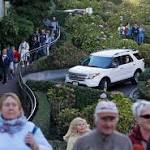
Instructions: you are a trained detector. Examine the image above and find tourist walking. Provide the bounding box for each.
[137,25,145,45]
[19,40,30,67]
[0,92,53,150]
[73,100,133,150]
[0,49,11,84]
[50,17,59,38]
[12,47,20,72]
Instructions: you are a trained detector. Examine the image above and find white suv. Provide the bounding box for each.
[65,49,145,90]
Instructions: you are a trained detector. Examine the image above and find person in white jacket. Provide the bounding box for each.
[0,92,53,150]
[19,40,30,67]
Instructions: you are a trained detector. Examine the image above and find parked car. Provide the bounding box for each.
[65,49,145,91]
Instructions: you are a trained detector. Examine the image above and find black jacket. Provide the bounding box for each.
[0,55,11,68]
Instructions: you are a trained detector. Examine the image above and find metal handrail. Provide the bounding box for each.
[17,29,60,120]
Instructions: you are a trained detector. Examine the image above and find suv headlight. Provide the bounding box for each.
[88,73,100,79]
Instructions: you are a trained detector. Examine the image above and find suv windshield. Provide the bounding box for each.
[81,55,112,69]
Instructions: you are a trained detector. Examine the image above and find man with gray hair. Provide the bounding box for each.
[73,100,133,150]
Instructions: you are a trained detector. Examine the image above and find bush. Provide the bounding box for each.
[56,91,133,137]
[139,44,150,67]
[27,80,133,139]
[0,13,33,47]
[110,92,134,133]
[26,80,56,92]
[27,42,87,72]
[56,108,81,139]
[49,140,66,150]
[138,68,150,99]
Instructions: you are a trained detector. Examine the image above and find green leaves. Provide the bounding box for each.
[138,68,150,99]
[0,14,33,47]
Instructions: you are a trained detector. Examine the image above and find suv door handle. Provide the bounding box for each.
[133,64,136,65]
[120,67,123,69]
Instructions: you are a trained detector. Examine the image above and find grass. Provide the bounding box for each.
[32,92,50,139]
[32,91,66,149]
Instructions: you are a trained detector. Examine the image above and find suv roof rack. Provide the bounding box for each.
[113,49,138,56]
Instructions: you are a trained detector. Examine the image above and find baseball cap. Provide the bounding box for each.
[95,101,118,114]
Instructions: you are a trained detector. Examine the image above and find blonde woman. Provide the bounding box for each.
[63,117,90,150]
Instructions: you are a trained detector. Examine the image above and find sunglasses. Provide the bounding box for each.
[140,114,150,119]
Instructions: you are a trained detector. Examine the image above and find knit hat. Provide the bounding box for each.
[95,101,118,114]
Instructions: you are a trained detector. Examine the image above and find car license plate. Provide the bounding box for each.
[72,81,78,86]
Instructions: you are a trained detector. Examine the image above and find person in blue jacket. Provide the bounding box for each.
[7,45,14,78]
[0,92,53,150]
[137,25,145,45]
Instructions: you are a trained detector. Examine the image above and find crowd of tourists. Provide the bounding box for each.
[64,99,150,150]
[0,17,59,85]
[118,23,145,45]
[1,91,150,150]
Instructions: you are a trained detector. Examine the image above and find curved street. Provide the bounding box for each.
[23,69,137,98]
[0,68,137,99]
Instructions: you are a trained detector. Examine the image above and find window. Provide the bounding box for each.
[133,53,142,60]
[112,57,121,66]
[121,55,133,64]
[81,56,112,69]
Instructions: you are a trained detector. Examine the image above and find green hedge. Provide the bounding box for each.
[138,68,150,99]
[27,80,133,140]
[139,44,150,67]
[26,42,87,73]
[26,80,56,92]
[49,140,66,150]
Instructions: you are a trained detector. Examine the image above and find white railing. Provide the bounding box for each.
[17,29,60,120]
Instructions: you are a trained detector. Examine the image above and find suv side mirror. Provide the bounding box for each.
[79,59,83,65]
[79,57,89,66]
[111,62,118,68]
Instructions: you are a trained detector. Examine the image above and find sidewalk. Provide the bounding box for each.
[0,76,18,94]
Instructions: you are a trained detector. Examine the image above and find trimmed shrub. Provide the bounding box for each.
[56,108,81,139]
[110,92,134,133]
[49,140,66,150]
[26,80,56,92]
[27,42,87,72]
[56,91,133,137]
[139,44,150,67]
[138,68,150,100]
[27,80,133,139]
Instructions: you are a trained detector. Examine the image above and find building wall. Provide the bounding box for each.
[0,0,4,18]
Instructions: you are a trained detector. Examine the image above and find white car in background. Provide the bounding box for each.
[65,49,145,90]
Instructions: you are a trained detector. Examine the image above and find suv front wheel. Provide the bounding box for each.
[131,71,141,84]
[99,78,110,91]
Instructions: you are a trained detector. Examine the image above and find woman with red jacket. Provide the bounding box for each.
[12,47,20,72]
[129,100,150,150]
